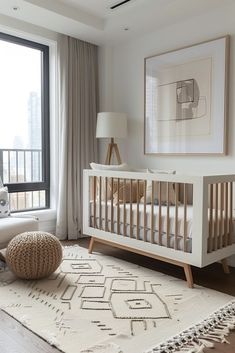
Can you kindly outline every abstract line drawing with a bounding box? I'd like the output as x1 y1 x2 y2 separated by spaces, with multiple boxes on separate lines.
156 78 207 122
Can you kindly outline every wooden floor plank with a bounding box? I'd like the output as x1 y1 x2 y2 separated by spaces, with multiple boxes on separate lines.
0 310 59 353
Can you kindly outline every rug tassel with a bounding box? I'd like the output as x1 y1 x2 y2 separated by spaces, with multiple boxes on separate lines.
197 339 214 348
147 300 235 353
194 346 205 353
180 342 206 353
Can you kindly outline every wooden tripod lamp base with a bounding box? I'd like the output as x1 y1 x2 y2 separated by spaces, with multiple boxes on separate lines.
105 138 122 165
96 112 127 165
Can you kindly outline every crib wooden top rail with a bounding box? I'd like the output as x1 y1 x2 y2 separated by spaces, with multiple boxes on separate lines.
84 169 235 185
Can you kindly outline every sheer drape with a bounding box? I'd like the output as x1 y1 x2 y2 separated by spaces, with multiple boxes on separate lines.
56 35 98 239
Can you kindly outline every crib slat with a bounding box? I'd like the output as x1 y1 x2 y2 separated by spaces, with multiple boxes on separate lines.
117 178 120 234
229 182 233 245
111 177 114 233
136 180 140 240
151 181 154 243
93 176 97 228
158 182 162 246
219 183 224 249
123 178 127 236
183 184 188 252
213 184 218 251
105 177 108 231
130 179 133 238
99 176 102 230
224 182 228 247
143 180 147 242
174 183 179 250
166 182 170 248
208 184 213 253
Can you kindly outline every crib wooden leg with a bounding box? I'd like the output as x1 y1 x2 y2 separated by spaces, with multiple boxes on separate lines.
221 258 230 274
183 264 194 288
88 237 95 254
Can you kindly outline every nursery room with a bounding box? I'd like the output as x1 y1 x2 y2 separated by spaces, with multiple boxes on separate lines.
0 0 235 352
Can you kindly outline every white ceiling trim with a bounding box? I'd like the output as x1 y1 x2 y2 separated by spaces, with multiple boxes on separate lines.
24 0 105 30
0 0 105 45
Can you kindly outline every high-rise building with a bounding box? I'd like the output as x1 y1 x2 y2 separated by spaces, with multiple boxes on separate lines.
27 91 42 181
27 91 41 149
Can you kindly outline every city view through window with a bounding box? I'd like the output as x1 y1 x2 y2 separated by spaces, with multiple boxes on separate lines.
0 35 49 211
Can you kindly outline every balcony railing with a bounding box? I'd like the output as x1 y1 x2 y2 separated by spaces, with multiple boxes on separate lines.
0 148 42 183
0 148 46 211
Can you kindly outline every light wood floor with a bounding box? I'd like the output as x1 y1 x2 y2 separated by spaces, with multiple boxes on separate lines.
0 237 235 353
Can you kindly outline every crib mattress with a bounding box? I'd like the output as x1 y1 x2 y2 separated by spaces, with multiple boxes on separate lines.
90 202 234 253
91 202 192 235
90 202 194 252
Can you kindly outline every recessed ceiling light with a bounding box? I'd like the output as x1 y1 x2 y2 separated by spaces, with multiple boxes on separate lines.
123 27 129 31
12 6 20 11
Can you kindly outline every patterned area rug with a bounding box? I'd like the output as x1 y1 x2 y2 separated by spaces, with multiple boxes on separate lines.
0 246 234 353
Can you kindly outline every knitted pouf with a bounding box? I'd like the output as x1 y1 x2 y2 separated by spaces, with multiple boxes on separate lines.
6 231 63 280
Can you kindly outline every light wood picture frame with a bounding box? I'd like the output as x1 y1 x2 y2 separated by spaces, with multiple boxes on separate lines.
144 36 230 155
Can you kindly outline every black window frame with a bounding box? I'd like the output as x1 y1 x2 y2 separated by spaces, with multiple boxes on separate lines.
0 32 50 211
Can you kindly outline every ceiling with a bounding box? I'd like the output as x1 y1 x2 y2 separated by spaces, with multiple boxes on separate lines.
0 0 233 45
57 0 126 18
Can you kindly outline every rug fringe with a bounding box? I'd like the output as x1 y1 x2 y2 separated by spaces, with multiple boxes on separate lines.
145 300 235 353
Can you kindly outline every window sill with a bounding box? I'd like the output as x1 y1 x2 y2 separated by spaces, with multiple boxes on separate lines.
12 209 56 222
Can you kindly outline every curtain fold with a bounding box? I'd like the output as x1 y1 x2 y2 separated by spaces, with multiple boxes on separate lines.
56 35 98 240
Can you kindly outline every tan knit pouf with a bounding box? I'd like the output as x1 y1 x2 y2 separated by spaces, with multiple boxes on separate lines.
6 231 63 280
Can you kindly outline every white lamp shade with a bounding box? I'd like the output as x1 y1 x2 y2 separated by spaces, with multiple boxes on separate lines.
96 112 127 138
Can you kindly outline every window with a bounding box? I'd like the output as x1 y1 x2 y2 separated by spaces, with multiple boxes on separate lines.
0 33 50 212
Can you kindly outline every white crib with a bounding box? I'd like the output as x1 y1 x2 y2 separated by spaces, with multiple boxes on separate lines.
83 170 235 288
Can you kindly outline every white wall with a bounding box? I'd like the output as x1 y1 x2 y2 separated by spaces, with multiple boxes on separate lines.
99 2 235 265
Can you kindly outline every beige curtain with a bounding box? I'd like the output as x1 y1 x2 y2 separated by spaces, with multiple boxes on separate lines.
56 35 98 240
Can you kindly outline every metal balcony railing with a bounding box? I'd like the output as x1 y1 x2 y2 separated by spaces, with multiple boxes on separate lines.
0 148 46 211
0 148 42 183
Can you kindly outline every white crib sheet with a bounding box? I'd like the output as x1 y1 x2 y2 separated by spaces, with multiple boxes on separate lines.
90 202 234 253
91 202 193 237
90 202 193 252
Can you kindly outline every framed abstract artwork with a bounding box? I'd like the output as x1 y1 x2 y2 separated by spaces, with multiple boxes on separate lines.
144 36 229 155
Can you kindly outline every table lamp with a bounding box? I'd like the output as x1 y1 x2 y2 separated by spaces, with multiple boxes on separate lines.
96 112 127 164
